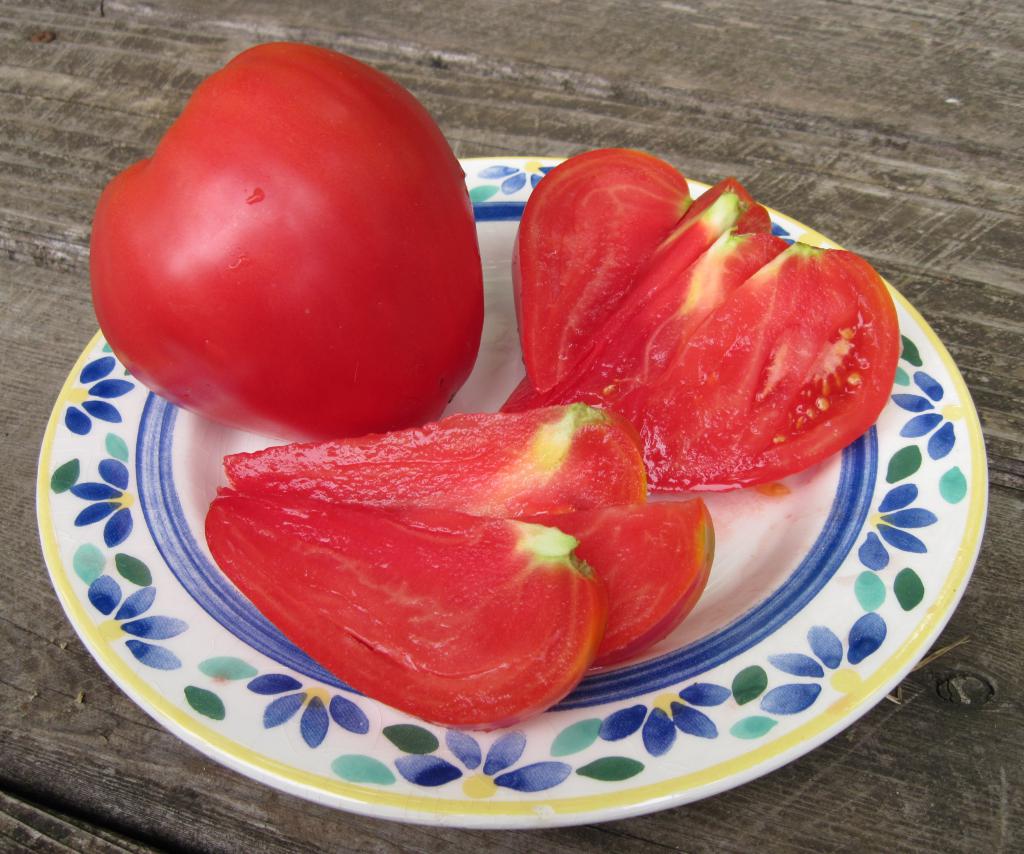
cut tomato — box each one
[514,149,692,391]
[503,230,788,414]
[224,403,646,517]
[206,492,607,728]
[678,177,771,236]
[532,500,714,668]
[627,187,763,306]
[507,179,775,413]
[642,244,900,490]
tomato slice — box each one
[206,493,607,728]
[503,230,788,413]
[642,244,900,490]
[514,149,691,391]
[678,177,771,236]
[627,187,760,302]
[533,500,714,668]
[224,408,717,672]
[224,403,646,516]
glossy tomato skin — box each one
[91,43,483,440]
[514,149,692,392]
[206,492,606,728]
[645,244,900,490]
[529,500,714,668]
[223,403,646,517]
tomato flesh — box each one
[506,181,776,412]
[643,244,900,489]
[533,500,714,668]
[503,230,788,415]
[224,404,646,517]
[224,406,718,668]
[514,149,691,391]
[679,177,772,236]
[206,493,607,728]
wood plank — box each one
[0,790,152,853]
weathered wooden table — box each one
[2,1,1021,850]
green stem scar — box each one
[513,521,594,578]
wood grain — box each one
[0,789,151,853]
[1,1,1021,850]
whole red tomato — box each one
[90,43,483,440]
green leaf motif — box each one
[102,342,113,353]
[732,665,768,705]
[576,757,644,782]
[551,718,602,756]
[893,366,910,386]
[469,185,499,203]
[114,553,152,586]
[51,459,80,493]
[886,446,922,484]
[332,755,396,785]
[894,568,925,611]
[198,656,258,681]
[105,433,129,462]
[730,716,778,739]
[854,571,886,612]
[72,543,105,584]
[939,467,967,504]
[383,724,438,755]
[184,686,225,721]
[900,335,922,367]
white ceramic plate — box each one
[37,158,987,828]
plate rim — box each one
[35,156,989,828]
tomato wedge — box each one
[504,230,788,413]
[514,149,691,391]
[224,404,646,516]
[206,492,607,728]
[224,408,718,668]
[679,177,772,236]
[533,500,714,668]
[643,244,900,489]
[626,187,762,303]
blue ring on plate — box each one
[135,200,879,707]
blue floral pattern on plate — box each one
[64,355,134,435]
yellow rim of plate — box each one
[37,172,987,821]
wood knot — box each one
[30,30,57,43]
[935,671,995,707]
